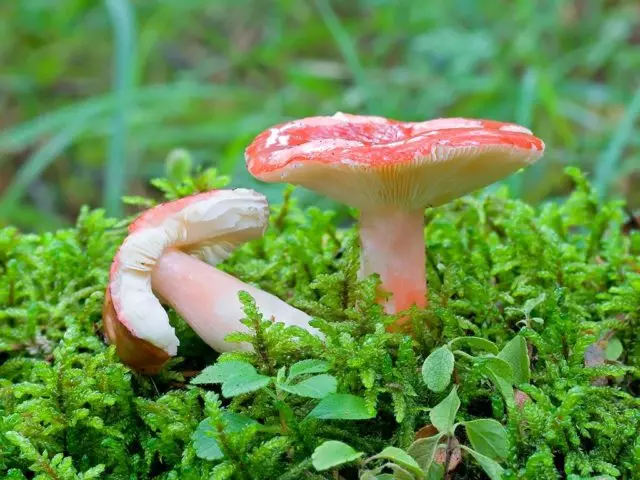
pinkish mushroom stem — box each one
[151,249,316,353]
[359,208,427,322]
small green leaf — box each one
[191,361,256,385]
[359,472,378,480]
[166,148,193,181]
[307,393,374,420]
[426,462,445,480]
[82,465,106,479]
[210,462,236,479]
[463,419,508,460]
[311,441,364,471]
[605,337,623,361]
[449,337,499,355]
[288,359,329,380]
[407,435,442,472]
[121,195,155,207]
[361,369,376,389]
[479,357,514,383]
[193,412,259,461]
[192,361,271,397]
[280,374,337,399]
[421,346,455,393]
[498,335,530,384]
[478,356,515,408]
[461,445,505,480]
[192,419,224,460]
[523,293,546,316]
[220,412,259,432]
[387,464,415,480]
[373,446,422,477]
[429,387,460,434]
[221,374,271,398]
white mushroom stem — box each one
[151,249,317,352]
[358,208,427,325]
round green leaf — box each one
[450,336,499,354]
[221,375,271,398]
[605,337,623,361]
[280,374,337,399]
[192,419,224,461]
[498,335,530,384]
[478,356,515,408]
[429,387,460,434]
[312,441,363,471]
[464,419,508,460]
[307,393,374,420]
[373,446,423,477]
[421,346,455,393]
[191,361,256,385]
[407,435,443,472]
[288,359,329,380]
[461,445,505,480]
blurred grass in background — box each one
[0,0,639,231]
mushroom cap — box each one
[245,112,545,210]
[103,189,269,370]
[103,288,169,374]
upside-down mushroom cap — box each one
[103,188,269,374]
[244,112,545,209]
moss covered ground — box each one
[1,167,639,479]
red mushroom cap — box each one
[245,112,544,210]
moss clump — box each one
[1,166,638,479]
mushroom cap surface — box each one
[104,188,269,368]
[245,112,545,210]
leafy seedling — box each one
[321,386,510,479]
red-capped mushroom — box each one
[103,188,318,374]
[245,113,545,331]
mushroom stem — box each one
[358,209,427,327]
[151,249,317,352]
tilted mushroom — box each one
[245,113,545,331]
[103,188,317,374]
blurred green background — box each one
[1,0,639,232]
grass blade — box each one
[506,68,538,197]
[104,0,137,216]
[594,86,640,199]
[314,0,373,113]
[0,83,253,158]
[0,112,92,209]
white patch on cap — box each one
[278,135,290,146]
[330,111,388,124]
[265,128,280,147]
[499,124,532,134]
[265,123,297,148]
[269,138,364,167]
[112,189,269,355]
[413,118,483,133]
[371,139,406,148]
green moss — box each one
[1,167,638,479]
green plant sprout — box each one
[313,386,508,480]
